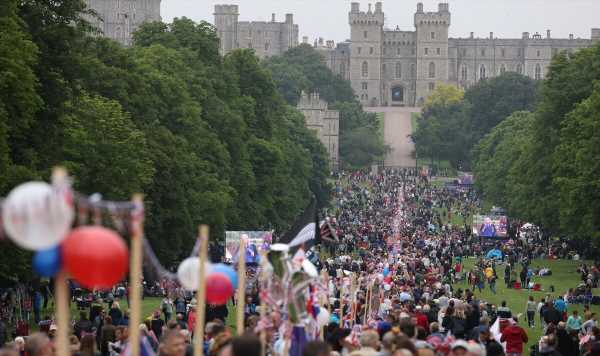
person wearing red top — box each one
[414,306,429,330]
[500,317,528,356]
[187,305,196,332]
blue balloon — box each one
[383,267,390,277]
[33,246,62,277]
[212,263,238,289]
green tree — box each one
[553,88,600,241]
[61,94,155,199]
[424,83,464,108]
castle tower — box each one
[593,28,600,41]
[85,0,162,46]
[214,5,239,55]
[414,3,450,105]
[349,2,384,106]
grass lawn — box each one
[455,258,600,355]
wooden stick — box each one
[194,225,209,356]
[319,269,329,340]
[259,252,268,356]
[349,274,356,328]
[128,194,144,356]
[54,271,70,356]
[236,237,246,335]
[363,281,370,325]
[51,167,70,356]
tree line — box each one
[0,0,336,279]
[412,42,600,245]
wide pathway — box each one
[365,107,421,167]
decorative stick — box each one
[236,237,246,335]
[319,269,329,340]
[54,271,70,356]
[194,225,209,356]
[128,194,144,356]
[259,251,268,356]
[349,273,356,328]
[51,167,70,356]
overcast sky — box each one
[161,0,599,43]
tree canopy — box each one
[413,72,539,169]
[0,1,330,280]
[263,44,387,168]
[472,43,600,246]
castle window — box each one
[552,48,558,57]
[479,64,486,80]
[265,43,270,51]
[436,48,441,55]
[428,62,436,78]
[364,31,368,39]
[481,49,486,57]
[537,50,541,57]
[362,82,368,90]
[395,62,402,78]
[340,63,345,75]
[431,32,435,40]
[428,82,435,91]
[500,65,506,75]
[362,61,369,77]
[411,48,415,55]
[382,63,387,75]
[518,48,523,57]
[462,48,467,57]
[424,48,429,55]
[461,65,467,81]
[370,47,374,54]
[383,48,387,55]
[501,48,505,57]
[535,64,542,80]
[411,63,416,78]
[397,47,401,55]
[516,64,523,74]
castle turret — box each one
[414,3,451,105]
[349,2,385,106]
[214,5,239,55]
[592,28,600,41]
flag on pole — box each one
[280,198,320,249]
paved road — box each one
[365,107,421,167]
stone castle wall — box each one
[84,0,161,46]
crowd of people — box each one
[0,168,599,356]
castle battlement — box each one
[214,4,239,15]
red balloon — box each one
[206,272,234,305]
[62,226,128,289]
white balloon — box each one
[317,308,330,327]
[2,182,74,250]
[177,257,212,291]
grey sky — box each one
[161,0,600,43]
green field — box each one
[455,258,600,355]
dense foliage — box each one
[0,0,330,280]
[263,44,387,168]
[472,43,600,244]
[412,73,539,169]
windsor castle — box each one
[85,1,599,107]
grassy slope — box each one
[455,258,600,355]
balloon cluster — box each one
[3,181,129,289]
[177,258,237,305]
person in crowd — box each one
[152,310,166,340]
[161,296,174,323]
[24,333,53,356]
[566,309,582,333]
[526,296,537,328]
[500,316,528,356]
[100,316,117,356]
[77,334,101,356]
[497,301,512,319]
[159,330,187,356]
